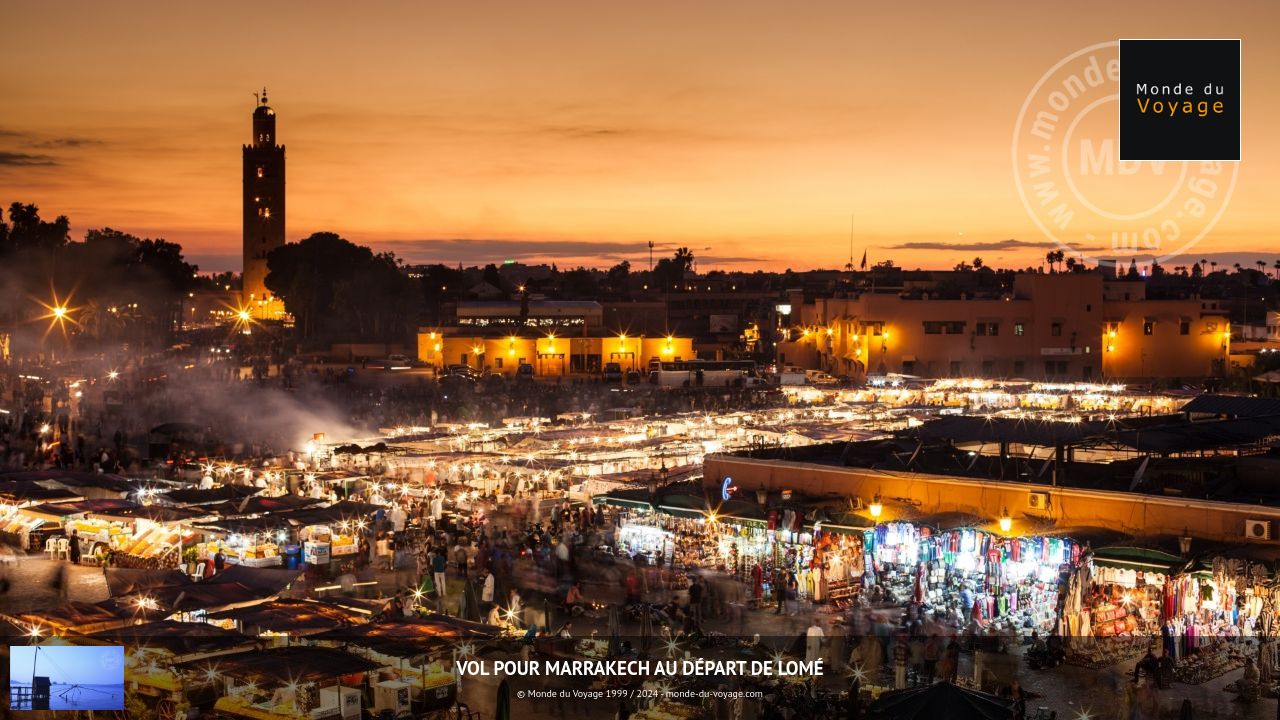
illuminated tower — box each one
[242,87,286,317]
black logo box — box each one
[1119,39,1241,161]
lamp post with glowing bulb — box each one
[868,493,883,520]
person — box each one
[942,639,960,683]
[958,584,974,626]
[1133,648,1158,683]
[376,534,391,570]
[774,567,787,615]
[432,548,449,599]
[564,581,585,614]
[893,632,908,689]
[481,569,495,611]
[909,634,926,686]
[687,575,704,623]
[383,595,404,622]
[68,530,81,565]
[923,634,940,684]
[213,548,226,574]
[806,620,826,664]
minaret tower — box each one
[242,87,286,317]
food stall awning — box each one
[90,620,255,654]
[1180,394,1280,418]
[1090,546,1183,572]
[868,680,1012,720]
[0,481,83,504]
[0,470,135,493]
[312,615,503,659]
[1111,415,1280,454]
[286,500,383,525]
[106,565,303,613]
[910,415,1107,447]
[89,505,212,523]
[157,485,258,506]
[22,498,140,521]
[3,600,135,634]
[205,599,367,634]
[106,568,192,598]
[174,646,382,684]
[208,495,323,516]
[593,493,653,511]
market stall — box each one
[312,614,505,713]
[863,522,1075,637]
[179,646,380,720]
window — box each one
[460,353,469,364]
[981,360,994,376]
[1013,360,1025,376]
[1014,323,1025,336]
[1082,365,1094,380]
[902,361,916,375]
[494,358,504,369]
[1143,321,1154,336]
[1179,319,1190,335]
[1085,304,1092,312]
[949,360,961,375]
[256,166,264,178]
[1051,322,1063,337]
[975,322,999,336]
[924,321,966,334]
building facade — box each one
[242,88,287,319]
[779,273,1229,381]
[418,300,694,376]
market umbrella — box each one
[867,681,1011,720]
[495,678,511,720]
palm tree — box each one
[1273,260,1280,280]
[1210,261,1218,273]
[1256,260,1267,274]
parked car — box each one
[603,362,623,383]
[444,364,481,380]
[625,370,642,384]
[516,363,535,382]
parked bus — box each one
[648,359,763,388]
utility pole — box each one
[648,241,655,275]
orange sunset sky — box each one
[1,1,1276,273]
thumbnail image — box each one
[9,645,125,711]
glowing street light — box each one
[868,494,883,519]
[999,508,1013,533]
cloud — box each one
[541,125,630,139]
[0,151,56,166]
[34,137,103,149]
[369,238,762,267]
[885,238,1106,253]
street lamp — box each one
[868,493,883,519]
[999,508,1013,534]
[1179,528,1193,556]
